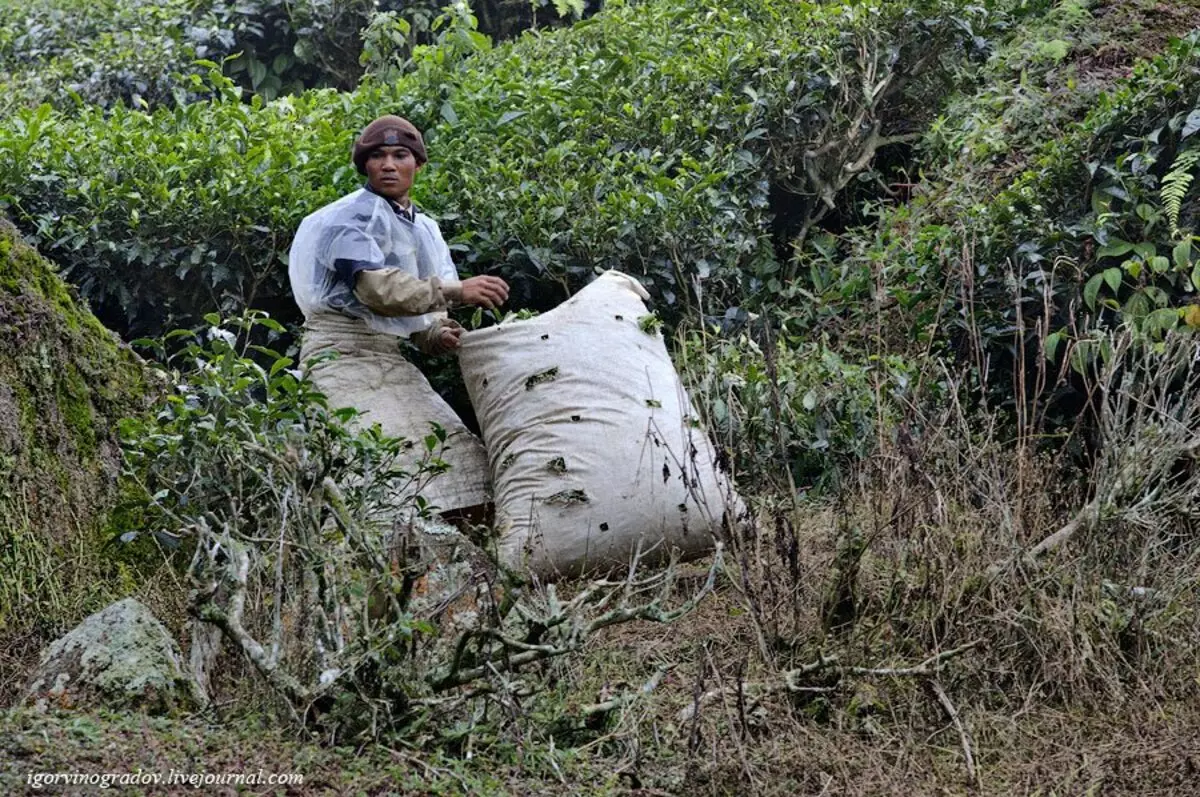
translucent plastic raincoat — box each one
[288,187,459,337]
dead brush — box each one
[675,303,1200,789]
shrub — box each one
[0,71,356,334]
[677,323,916,492]
[0,0,210,112]
[919,32,1200,376]
[788,3,1200,425]
[116,311,721,740]
[0,0,1002,338]
[0,0,449,113]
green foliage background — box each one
[0,0,579,114]
[800,0,1200,417]
[5,0,1200,484]
[0,0,993,335]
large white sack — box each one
[458,270,743,579]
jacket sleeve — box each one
[352,269,464,317]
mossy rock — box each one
[0,217,150,540]
[20,598,206,715]
[0,218,155,704]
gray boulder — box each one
[21,598,207,714]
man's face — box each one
[365,145,421,202]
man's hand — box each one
[460,275,509,309]
[435,319,465,352]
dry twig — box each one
[677,640,982,722]
[929,679,977,787]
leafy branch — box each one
[120,312,721,741]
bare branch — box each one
[433,546,723,692]
[990,331,1200,577]
[194,539,311,708]
[930,679,978,787]
[579,663,674,717]
[678,640,981,722]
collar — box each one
[364,182,419,222]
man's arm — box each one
[350,267,463,317]
[330,220,508,317]
[353,267,508,316]
[322,220,459,317]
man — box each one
[288,114,508,516]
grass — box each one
[8,320,1200,796]
[9,351,1200,795]
[6,347,1200,795]
[3,572,1197,795]
[0,708,600,796]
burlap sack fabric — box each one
[300,312,490,514]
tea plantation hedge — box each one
[0,0,998,336]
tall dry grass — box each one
[563,320,1200,794]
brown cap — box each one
[352,115,426,173]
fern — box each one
[1161,144,1200,238]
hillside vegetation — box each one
[0,220,155,706]
[4,0,1200,794]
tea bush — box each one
[0,0,210,112]
[0,0,1002,337]
[0,0,594,116]
[0,0,444,113]
[0,72,349,333]
[977,37,1200,349]
[677,324,916,492]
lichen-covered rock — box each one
[21,598,206,715]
